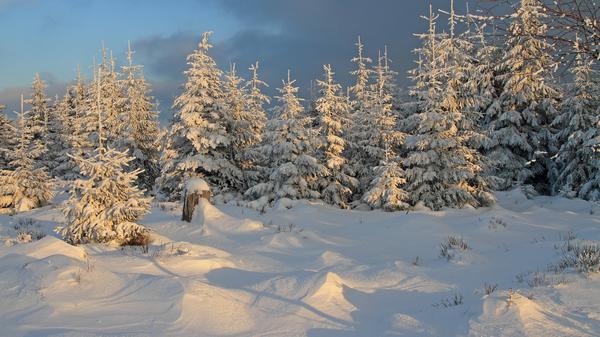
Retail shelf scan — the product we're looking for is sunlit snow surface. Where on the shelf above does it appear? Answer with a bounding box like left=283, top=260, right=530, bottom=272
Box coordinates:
left=1, top=190, right=599, bottom=337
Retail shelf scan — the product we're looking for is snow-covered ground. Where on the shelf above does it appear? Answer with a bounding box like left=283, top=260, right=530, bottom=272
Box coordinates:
left=1, top=190, right=599, bottom=337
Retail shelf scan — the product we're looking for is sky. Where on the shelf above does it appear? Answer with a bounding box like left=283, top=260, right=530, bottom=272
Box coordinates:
left=0, top=0, right=475, bottom=121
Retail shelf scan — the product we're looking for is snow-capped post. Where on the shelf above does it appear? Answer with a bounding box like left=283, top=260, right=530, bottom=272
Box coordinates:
left=182, top=178, right=210, bottom=222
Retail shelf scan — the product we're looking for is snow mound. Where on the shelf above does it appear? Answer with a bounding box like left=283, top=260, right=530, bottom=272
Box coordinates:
left=389, top=313, right=434, bottom=336
left=176, top=282, right=255, bottom=335
left=340, top=263, right=451, bottom=293
left=0, top=235, right=86, bottom=261
left=196, top=199, right=263, bottom=234
left=303, top=272, right=356, bottom=321
left=471, top=292, right=599, bottom=337
left=315, top=250, right=354, bottom=269
left=158, top=255, right=236, bottom=277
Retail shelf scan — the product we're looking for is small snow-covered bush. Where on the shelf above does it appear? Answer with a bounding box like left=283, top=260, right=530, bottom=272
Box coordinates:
left=440, top=236, right=470, bottom=260
left=526, top=272, right=568, bottom=288
left=483, top=282, right=498, bottom=295
left=559, top=244, right=600, bottom=274
left=13, top=218, right=45, bottom=242
left=434, top=293, right=463, bottom=308
left=488, top=217, right=507, bottom=230
left=274, top=223, right=303, bottom=234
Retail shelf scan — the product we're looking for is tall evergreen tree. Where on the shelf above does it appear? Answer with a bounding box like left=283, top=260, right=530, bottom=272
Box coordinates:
left=0, top=96, right=53, bottom=214
left=242, top=62, right=269, bottom=188
left=0, top=104, right=15, bottom=170
left=404, top=5, right=493, bottom=210
left=48, top=92, right=75, bottom=177
left=119, top=42, right=161, bottom=192
left=483, top=0, right=560, bottom=192
left=98, top=47, right=126, bottom=147
left=25, top=73, right=50, bottom=161
left=158, top=32, right=241, bottom=200
left=313, top=64, right=357, bottom=208
left=222, top=63, right=266, bottom=192
left=66, top=69, right=97, bottom=177
left=379, top=46, right=402, bottom=113
left=346, top=36, right=376, bottom=194
left=245, top=71, right=326, bottom=210
left=551, top=38, right=600, bottom=201
left=362, top=58, right=409, bottom=211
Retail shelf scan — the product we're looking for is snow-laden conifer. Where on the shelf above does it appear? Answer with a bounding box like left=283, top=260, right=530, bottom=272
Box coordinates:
left=313, top=64, right=357, bottom=208
left=346, top=37, right=376, bottom=194
left=47, top=92, right=75, bottom=177
left=97, top=47, right=126, bottom=147
left=551, top=38, right=600, bottom=201
left=483, top=0, right=559, bottom=191
left=404, top=5, right=493, bottom=210
left=25, top=73, right=50, bottom=145
left=245, top=71, right=326, bottom=210
left=59, top=81, right=151, bottom=245
left=158, top=32, right=241, bottom=200
left=59, top=146, right=152, bottom=245
left=64, top=69, right=97, bottom=178
left=361, top=56, right=409, bottom=211
left=0, top=96, right=53, bottom=214
left=241, top=62, right=269, bottom=188
left=0, top=105, right=15, bottom=170
left=119, top=42, right=161, bottom=192
left=222, top=63, right=267, bottom=192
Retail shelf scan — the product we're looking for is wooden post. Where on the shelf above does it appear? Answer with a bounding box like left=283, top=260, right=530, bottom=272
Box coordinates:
left=182, top=190, right=200, bottom=222
left=181, top=180, right=211, bottom=223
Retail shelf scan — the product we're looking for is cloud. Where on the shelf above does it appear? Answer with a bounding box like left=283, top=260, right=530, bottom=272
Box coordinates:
left=86, top=1, right=481, bottom=122
left=133, top=32, right=199, bottom=82
left=135, top=0, right=460, bottom=104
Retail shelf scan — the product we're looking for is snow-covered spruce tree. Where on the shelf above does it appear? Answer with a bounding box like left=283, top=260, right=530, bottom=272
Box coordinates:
left=57, top=69, right=97, bottom=180
left=25, top=73, right=50, bottom=143
left=245, top=71, right=327, bottom=210
left=72, top=69, right=96, bottom=154
left=241, top=62, right=269, bottom=188
left=48, top=92, right=75, bottom=177
left=361, top=59, right=409, bottom=211
left=363, top=156, right=409, bottom=211
left=346, top=36, right=376, bottom=195
left=157, top=124, right=179, bottom=199
left=222, top=63, right=267, bottom=192
left=437, top=1, right=494, bottom=199
left=59, top=77, right=151, bottom=245
left=551, top=38, right=600, bottom=201
left=462, top=20, right=504, bottom=154
left=404, top=5, right=493, bottom=210
left=119, top=42, right=161, bottom=192
left=0, top=96, right=53, bottom=214
left=25, top=73, right=51, bottom=164
left=467, top=17, right=503, bottom=126
left=105, top=48, right=128, bottom=147
left=313, top=64, right=358, bottom=209
left=438, top=1, right=480, bottom=133
left=59, top=146, right=152, bottom=245
left=0, top=104, right=15, bottom=170
left=379, top=46, right=402, bottom=114
left=158, top=32, right=241, bottom=200
left=483, top=0, right=559, bottom=192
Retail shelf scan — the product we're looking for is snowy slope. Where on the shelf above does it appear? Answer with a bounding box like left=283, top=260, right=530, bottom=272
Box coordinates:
left=0, top=191, right=599, bottom=337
